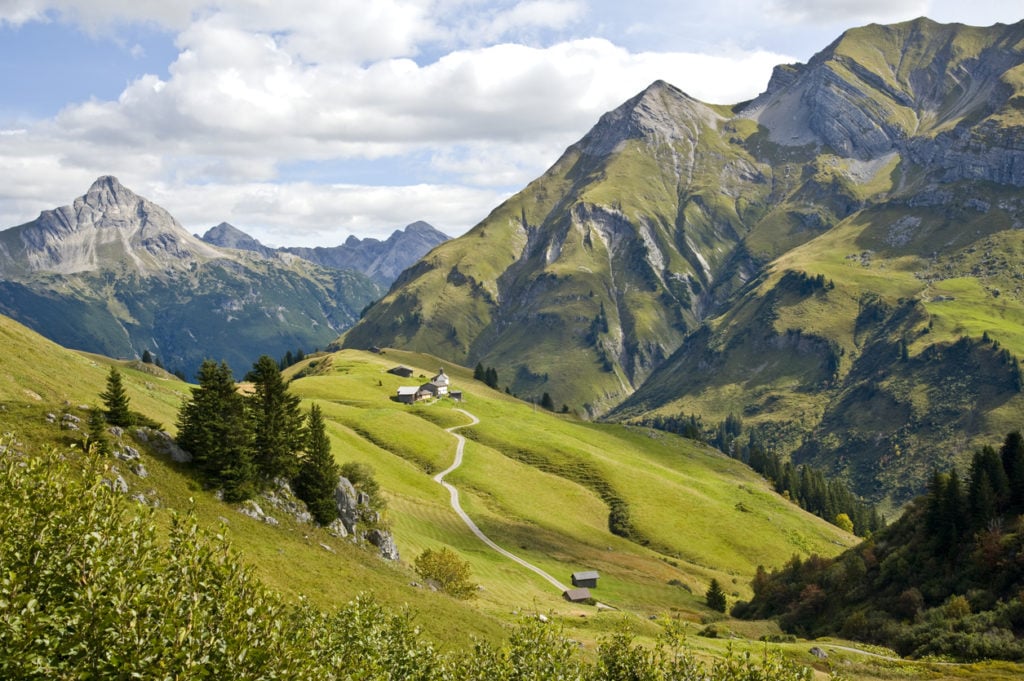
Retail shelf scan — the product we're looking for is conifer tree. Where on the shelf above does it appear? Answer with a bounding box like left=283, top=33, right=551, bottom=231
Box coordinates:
left=100, top=367, right=133, bottom=427
left=706, top=578, right=727, bottom=613
left=86, top=406, right=112, bottom=456
left=293, top=404, right=340, bottom=525
left=1001, top=431, right=1024, bottom=513
left=177, top=360, right=256, bottom=501
left=247, top=355, right=304, bottom=483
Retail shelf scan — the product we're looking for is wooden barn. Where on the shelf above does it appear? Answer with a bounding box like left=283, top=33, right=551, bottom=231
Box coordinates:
left=571, top=570, right=599, bottom=588
left=562, top=587, right=592, bottom=603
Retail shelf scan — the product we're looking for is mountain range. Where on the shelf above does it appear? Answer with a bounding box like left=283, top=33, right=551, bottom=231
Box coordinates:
left=200, top=220, right=449, bottom=287
left=343, top=18, right=1024, bottom=509
left=0, top=176, right=444, bottom=376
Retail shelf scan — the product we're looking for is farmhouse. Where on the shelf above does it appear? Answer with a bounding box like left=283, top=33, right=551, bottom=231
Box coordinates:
left=388, top=365, right=414, bottom=378
left=562, top=587, right=592, bottom=603
left=571, top=570, right=599, bottom=588
left=429, top=368, right=450, bottom=395
left=395, top=386, right=419, bottom=404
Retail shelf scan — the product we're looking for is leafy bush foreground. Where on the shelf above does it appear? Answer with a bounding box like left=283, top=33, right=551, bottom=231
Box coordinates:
left=0, top=438, right=816, bottom=680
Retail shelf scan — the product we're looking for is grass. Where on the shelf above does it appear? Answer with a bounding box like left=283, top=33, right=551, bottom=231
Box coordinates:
left=4, top=315, right=1024, bottom=677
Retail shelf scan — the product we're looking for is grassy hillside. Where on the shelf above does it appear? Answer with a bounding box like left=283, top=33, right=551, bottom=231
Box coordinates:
left=6, top=313, right=1024, bottom=677
left=0, top=314, right=851, bottom=640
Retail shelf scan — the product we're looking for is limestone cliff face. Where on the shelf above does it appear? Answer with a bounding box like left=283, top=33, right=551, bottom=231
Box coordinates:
left=742, top=18, right=1024, bottom=182
left=4, top=176, right=223, bottom=278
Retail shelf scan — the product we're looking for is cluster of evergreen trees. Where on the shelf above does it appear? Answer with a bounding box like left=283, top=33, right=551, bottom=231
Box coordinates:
left=472, top=363, right=499, bottom=389
left=747, top=444, right=884, bottom=536
left=736, top=431, right=1024, bottom=661
left=176, top=356, right=340, bottom=523
left=641, top=412, right=882, bottom=536
left=924, top=432, right=1024, bottom=552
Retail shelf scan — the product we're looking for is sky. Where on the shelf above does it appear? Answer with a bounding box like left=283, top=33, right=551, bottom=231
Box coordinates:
left=0, top=1, right=1021, bottom=246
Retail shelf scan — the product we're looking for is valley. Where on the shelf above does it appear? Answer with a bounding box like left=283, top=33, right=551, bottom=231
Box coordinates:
left=3, top=13, right=1024, bottom=679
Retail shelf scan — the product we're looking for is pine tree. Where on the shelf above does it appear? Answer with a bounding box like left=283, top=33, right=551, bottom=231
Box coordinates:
left=247, top=355, right=304, bottom=483
left=540, top=392, right=554, bottom=411
left=293, top=404, right=340, bottom=525
left=1001, top=431, right=1024, bottom=513
left=100, top=367, right=133, bottom=427
left=86, top=406, right=112, bottom=456
left=141, top=350, right=153, bottom=364
left=473, top=363, right=485, bottom=382
left=706, top=578, right=727, bottom=613
left=177, top=360, right=256, bottom=501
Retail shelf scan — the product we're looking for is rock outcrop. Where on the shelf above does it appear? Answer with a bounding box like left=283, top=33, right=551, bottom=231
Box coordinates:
left=329, top=476, right=398, bottom=560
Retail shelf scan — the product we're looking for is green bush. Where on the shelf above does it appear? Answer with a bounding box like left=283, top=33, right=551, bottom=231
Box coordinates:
left=414, top=547, right=478, bottom=599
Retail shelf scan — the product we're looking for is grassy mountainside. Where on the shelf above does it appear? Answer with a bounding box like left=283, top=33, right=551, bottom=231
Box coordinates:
left=343, top=82, right=773, bottom=416
left=614, top=182, right=1024, bottom=510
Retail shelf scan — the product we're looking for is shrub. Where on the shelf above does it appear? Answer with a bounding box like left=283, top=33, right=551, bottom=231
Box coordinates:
left=414, top=547, right=478, bottom=599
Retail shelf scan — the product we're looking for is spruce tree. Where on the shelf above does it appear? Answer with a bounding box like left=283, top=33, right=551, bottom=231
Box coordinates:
left=247, top=355, right=304, bottom=483
left=1001, top=431, right=1024, bottom=513
left=293, top=404, right=340, bottom=525
left=177, top=360, right=256, bottom=501
left=86, top=406, right=112, bottom=456
left=706, top=578, right=727, bottom=613
left=100, top=367, right=133, bottom=427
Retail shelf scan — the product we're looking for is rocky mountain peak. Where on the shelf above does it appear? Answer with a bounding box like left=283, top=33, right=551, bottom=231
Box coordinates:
left=577, top=80, right=721, bottom=157
left=740, top=17, right=1024, bottom=165
left=201, top=222, right=273, bottom=256
left=83, top=175, right=138, bottom=210
left=0, top=176, right=224, bottom=277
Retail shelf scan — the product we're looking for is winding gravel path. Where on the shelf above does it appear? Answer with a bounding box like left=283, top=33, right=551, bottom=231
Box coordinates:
left=433, top=408, right=569, bottom=592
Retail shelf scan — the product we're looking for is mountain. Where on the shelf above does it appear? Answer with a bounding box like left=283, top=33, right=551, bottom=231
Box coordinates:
left=200, top=220, right=449, bottom=287
left=200, top=221, right=276, bottom=257
left=0, top=176, right=382, bottom=376
left=343, top=18, right=1024, bottom=509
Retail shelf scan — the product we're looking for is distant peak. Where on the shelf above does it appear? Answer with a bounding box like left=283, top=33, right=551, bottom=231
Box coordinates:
left=83, top=175, right=141, bottom=208
left=88, top=175, right=130, bottom=196
left=576, top=79, right=716, bottom=157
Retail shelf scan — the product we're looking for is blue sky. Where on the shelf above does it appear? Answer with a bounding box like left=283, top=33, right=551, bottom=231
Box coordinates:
left=0, top=0, right=1021, bottom=245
